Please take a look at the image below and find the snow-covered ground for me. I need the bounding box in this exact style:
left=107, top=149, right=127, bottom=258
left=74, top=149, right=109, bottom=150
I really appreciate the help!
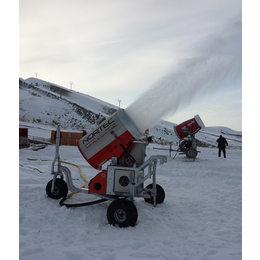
left=19, top=141, right=241, bottom=260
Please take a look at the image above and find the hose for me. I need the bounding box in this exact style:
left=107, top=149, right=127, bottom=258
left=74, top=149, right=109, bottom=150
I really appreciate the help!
left=60, top=161, right=88, bottom=185
left=171, top=149, right=179, bottom=160
left=59, top=197, right=107, bottom=207
left=26, top=157, right=89, bottom=197
left=26, top=158, right=106, bottom=207
left=26, top=158, right=88, bottom=185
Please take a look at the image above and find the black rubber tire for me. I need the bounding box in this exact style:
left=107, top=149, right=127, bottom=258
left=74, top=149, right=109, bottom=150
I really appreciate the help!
left=144, top=184, right=165, bottom=204
left=107, top=199, right=138, bottom=227
left=46, top=178, right=68, bottom=199
left=185, top=147, right=197, bottom=158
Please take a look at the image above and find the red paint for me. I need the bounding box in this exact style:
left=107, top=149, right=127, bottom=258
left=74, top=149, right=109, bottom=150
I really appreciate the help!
left=78, top=130, right=135, bottom=170
left=89, top=170, right=107, bottom=194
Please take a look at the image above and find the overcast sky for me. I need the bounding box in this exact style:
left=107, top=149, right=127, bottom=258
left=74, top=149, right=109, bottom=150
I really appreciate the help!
left=19, top=0, right=242, bottom=131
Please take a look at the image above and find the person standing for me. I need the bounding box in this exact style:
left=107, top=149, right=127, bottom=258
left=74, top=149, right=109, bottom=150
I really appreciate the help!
left=216, top=135, right=228, bottom=158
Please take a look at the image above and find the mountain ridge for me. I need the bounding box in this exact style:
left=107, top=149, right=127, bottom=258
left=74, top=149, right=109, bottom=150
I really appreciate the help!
left=19, top=77, right=242, bottom=148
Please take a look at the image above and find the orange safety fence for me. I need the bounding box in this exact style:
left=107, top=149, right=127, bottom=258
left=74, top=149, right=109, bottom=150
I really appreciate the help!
left=51, top=130, right=83, bottom=146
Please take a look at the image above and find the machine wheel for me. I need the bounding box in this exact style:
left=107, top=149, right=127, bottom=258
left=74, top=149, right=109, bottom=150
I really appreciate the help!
left=144, top=184, right=165, bottom=204
left=185, top=147, right=197, bottom=158
left=179, top=140, right=192, bottom=152
left=107, top=199, right=138, bottom=227
left=46, top=178, right=68, bottom=199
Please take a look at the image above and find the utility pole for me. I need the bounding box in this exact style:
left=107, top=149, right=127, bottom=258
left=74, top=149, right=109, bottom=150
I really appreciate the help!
left=35, top=72, right=38, bottom=78
left=69, top=82, right=73, bottom=90
left=118, top=99, right=122, bottom=110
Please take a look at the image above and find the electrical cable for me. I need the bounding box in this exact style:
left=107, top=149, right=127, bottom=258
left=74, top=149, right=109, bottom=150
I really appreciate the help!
left=171, top=149, right=179, bottom=160
left=26, top=158, right=107, bottom=207
left=26, top=158, right=88, bottom=185
left=59, top=197, right=107, bottom=207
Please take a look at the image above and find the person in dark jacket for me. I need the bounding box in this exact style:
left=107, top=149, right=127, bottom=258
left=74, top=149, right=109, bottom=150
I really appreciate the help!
left=216, top=135, right=228, bottom=158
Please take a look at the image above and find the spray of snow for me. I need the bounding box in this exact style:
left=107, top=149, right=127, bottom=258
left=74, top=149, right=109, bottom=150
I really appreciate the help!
left=125, top=18, right=241, bottom=133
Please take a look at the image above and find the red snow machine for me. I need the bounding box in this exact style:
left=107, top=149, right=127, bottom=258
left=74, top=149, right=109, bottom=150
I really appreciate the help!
left=46, top=109, right=167, bottom=227
left=174, top=115, right=205, bottom=158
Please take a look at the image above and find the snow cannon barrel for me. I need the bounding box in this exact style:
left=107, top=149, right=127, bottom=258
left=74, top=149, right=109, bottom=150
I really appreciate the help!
left=174, top=115, right=205, bottom=140
left=77, top=109, right=142, bottom=170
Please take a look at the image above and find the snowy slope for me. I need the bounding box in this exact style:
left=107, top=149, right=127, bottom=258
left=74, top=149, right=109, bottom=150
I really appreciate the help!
left=24, top=77, right=117, bottom=116
left=20, top=78, right=117, bottom=132
left=19, top=77, right=241, bottom=149
left=19, top=141, right=242, bottom=260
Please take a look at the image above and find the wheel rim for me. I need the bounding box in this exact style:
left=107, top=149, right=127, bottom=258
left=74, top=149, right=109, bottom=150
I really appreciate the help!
left=52, top=186, right=59, bottom=195
left=186, top=148, right=197, bottom=158
left=114, top=209, right=127, bottom=223
left=188, top=150, right=195, bottom=156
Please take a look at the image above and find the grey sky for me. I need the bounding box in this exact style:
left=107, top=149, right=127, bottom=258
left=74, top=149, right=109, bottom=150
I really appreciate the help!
left=19, top=0, right=242, bottom=130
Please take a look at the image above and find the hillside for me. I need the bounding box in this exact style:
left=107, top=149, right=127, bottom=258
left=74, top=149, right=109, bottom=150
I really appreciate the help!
left=19, top=77, right=117, bottom=131
left=19, top=77, right=242, bottom=148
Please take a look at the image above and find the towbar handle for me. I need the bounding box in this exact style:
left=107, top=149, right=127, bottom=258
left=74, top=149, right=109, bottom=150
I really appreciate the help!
left=51, top=124, right=61, bottom=174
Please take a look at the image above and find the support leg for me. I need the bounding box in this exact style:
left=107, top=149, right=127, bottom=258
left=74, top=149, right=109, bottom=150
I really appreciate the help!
left=152, top=164, right=157, bottom=207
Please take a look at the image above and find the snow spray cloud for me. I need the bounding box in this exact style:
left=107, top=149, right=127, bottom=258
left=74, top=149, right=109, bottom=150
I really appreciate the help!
left=125, top=17, right=242, bottom=133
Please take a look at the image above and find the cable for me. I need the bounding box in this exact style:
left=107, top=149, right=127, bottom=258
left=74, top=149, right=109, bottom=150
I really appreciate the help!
left=26, top=158, right=88, bottom=185
left=171, top=150, right=179, bottom=160
left=26, top=158, right=101, bottom=207
left=60, top=161, right=88, bottom=185
left=59, top=197, right=107, bottom=207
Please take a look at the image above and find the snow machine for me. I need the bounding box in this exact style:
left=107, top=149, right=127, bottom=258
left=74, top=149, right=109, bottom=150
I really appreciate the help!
left=174, top=115, right=205, bottom=158
left=46, top=109, right=167, bottom=227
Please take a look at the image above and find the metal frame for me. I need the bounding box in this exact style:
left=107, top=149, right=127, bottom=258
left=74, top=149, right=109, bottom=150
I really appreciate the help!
left=106, top=155, right=167, bottom=206
left=50, top=125, right=167, bottom=206
left=51, top=124, right=63, bottom=193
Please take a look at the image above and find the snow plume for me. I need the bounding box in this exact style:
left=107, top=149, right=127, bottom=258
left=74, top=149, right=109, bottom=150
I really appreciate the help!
left=125, top=17, right=241, bottom=133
